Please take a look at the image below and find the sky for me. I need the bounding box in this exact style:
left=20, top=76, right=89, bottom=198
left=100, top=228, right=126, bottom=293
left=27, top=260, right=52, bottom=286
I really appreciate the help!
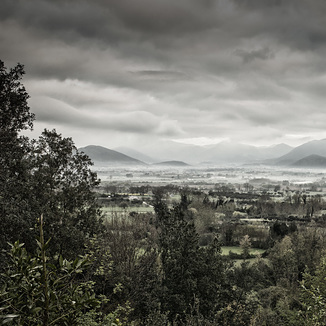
left=2, top=0, right=326, bottom=152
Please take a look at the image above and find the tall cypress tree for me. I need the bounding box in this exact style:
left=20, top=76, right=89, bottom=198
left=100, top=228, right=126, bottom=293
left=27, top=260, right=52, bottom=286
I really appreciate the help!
left=154, top=192, right=230, bottom=323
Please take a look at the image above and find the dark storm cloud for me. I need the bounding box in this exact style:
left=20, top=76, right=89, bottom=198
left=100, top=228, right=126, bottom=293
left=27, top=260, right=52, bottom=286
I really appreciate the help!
left=1, top=0, right=217, bottom=48
left=3, top=0, right=326, bottom=55
left=231, top=0, right=326, bottom=50
left=234, top=47, right=274, bottom=64
left=105, top=0, right=219, bottom=35
left=2, top=0, right=324, bottom=79
left=2, top=0, right=326, bottom=148
left=1, top=0, right=114, bottom=41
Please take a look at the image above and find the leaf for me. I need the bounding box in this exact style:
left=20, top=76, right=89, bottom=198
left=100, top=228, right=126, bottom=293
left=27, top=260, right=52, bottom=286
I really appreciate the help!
left=31, top=307, right=42, bottom=314
left=72, top=258, right=79, bottom=268
left=2, top=314, right=19, bottom=318
left=75, top=258, right=83, bottom=269
left=36, top=239, right=42, bottom=250
left=2, top=314, right=19, bottom=324
left=59, top=255, right=63, bottom=268
left=43, top=238, right=51, bottom=251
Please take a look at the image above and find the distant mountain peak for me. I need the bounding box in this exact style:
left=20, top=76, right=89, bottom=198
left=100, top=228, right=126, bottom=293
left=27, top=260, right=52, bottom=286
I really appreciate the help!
left=78, top=145, right=146, bottom=165
left=273, top=138, right=326, bottom=166
left=291, top=154, right=326, bottom=168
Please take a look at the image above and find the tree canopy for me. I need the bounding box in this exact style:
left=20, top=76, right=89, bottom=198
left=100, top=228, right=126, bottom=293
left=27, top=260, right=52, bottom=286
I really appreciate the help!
left=0, top=61, right=102, bottom=261
left=0, top=60, right=34, bottom=133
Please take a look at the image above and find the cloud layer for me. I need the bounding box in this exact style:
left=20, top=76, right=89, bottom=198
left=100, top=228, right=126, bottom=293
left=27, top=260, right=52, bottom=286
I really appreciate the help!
left=1, top=0, right=326, bottom=149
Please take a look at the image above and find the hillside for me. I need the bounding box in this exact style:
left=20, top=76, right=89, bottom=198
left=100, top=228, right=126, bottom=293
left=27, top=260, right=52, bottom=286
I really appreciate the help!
left=79, top=145, right=146, bottom=165
left=153, top=160, right=190, bottom=167
left=257, top=143, right=293, bottom=159
left=291, top=154, right=326, bottom=168
left=273, top=139, right=326, bottom=165
left=114, top=146, right=157, bottom=163
left=199, top=141, right=293, bottom=164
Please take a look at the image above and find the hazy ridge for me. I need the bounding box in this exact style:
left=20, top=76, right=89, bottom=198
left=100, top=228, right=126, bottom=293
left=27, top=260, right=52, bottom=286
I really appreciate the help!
left=79, top=139, right=326, bottom=167
left=291, top=154, right=326, bottom=168
left=79, top=145, right=146, bottom=165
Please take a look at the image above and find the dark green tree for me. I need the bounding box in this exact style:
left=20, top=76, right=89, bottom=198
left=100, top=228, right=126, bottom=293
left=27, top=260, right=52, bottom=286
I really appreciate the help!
left=0, top=60, right=36, bottom=258
left=102, top=213, right=161, bottom=323
left=0, top=60, right=34, bottom=133
left=28, top=129, right=102, bottom=258
left=0, top=61, right=102, bottom=261
left=154, top=192, right=230, bottom=323
left=1, top=128, right=102, bottom=260
left=300, top=255, right=326, bottom=325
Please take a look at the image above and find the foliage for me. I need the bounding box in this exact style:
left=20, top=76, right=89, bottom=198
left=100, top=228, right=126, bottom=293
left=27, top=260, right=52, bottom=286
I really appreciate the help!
left=0, top=218, right=100, bottom=326
left=0, top=60, right=34, bottom=133
left=1, top=129, right=102, bottom=260
left=0, top=61, right=36, bottom=263
left=300, top=255, right=326, bottom=325
left=270, top=221, right=290, bottom=242
left=251, top=286, right=301, bottom=326
left=75, top=301, right=135, bottom=326
left=0, top=61, right=102, bottom=261
left=102, top=213, right=161, bottom=322
left=240, top=234, right=252, bottom=260
left=28, top=129, right=102, bottom=258
left=268, top=235, right=298, bottom=288
left=154, top=193, right=231, bottom=323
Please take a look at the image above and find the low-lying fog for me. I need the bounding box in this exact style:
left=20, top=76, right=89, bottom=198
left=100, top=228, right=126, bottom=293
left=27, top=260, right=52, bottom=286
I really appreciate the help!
left=93, top=164, right=326, bottom=189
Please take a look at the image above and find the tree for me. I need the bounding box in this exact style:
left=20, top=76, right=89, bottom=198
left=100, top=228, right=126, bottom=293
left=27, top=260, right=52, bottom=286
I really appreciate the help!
left=29, top=129, right=103, bottom=258
left=102, top=213, right=161, bottom=322
left=269, top=221, right=289, bottom=243
left=154, top=192, right=230, bottom=323
left=240, top=234, right=252, bottom=260
left=300, top=255, right=326, bottom=325
left=0, top=60, right=34, bottom=134
left=1, top=128, right=103, bottom=260
left=268, top=235, right=298, bottom=288
left=0, top=61, right=36, bottom=260
left=0, top=61, right=102, bottom=261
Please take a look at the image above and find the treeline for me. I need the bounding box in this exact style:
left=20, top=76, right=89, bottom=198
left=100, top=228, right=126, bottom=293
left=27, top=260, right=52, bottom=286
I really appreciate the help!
left=2, top=61, right=326, bottom=325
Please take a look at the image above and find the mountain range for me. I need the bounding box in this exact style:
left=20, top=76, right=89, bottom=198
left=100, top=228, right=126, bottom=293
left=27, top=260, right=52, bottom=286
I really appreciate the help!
left=269, top=139, right=326, bottom=166
left=114, top=140, right=293, bottom=165
left=78, top=139, right=326, bottom=168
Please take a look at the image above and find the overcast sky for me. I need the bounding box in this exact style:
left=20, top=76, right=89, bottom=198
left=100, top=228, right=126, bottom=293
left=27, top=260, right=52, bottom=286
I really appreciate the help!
left=2, top=0, right=326, bottom=151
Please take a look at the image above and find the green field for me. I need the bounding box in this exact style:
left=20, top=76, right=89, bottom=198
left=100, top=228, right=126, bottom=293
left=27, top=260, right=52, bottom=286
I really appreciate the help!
left=221, top=246, right=265, bottom=256
left=101, top=205, right=154, bottom=218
